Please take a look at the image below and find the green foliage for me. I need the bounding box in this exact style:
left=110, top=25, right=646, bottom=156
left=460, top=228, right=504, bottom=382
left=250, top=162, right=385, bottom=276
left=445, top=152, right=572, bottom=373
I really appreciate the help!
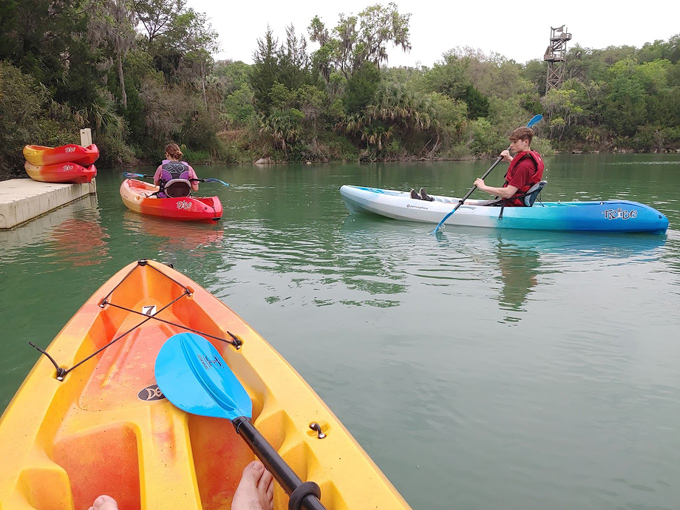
left=462, top=85, right=489, bottom=119
left=251, top=25, right=317, bottom=116
left=223, top=85, right=256, bottom=128
left=344, top=62, right=381, bottom=114
left=213, top=60, right=252, bottom=94
left=2, top=1, right=680, bottom=179
left=308, top=3, right=411, bottom=79
left=0, top=62, right=78, bottom=177
left=468, top=118, right=503, bottom=156
left=603, top=59, right=649, bottom=136
left=260, top=108, right=305, bottom=153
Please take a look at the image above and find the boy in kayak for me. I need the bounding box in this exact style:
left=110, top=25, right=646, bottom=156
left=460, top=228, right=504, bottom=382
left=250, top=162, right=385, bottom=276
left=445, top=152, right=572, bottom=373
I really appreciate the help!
left=473, top=126, right=544, bottom=206
left=88, top=460, right=274, bottom=510
left=153, top=143, right=200, bottom=198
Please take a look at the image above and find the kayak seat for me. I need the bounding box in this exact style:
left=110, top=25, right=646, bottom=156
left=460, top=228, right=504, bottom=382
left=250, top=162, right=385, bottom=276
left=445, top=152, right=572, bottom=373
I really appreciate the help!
left=524, top=180, right=547, bottom=207
left=163, top=179, right=192, bottom=198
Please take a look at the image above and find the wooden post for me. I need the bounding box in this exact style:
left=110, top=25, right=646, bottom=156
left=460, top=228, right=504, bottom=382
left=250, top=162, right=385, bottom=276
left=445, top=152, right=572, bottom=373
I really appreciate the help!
left=79, top=128, right=96, bottom=193
left=80, top=128, right=92, bottom=147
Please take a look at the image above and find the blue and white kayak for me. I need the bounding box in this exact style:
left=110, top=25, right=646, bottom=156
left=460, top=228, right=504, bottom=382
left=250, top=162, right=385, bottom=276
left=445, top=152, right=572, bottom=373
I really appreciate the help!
left=339, top=185, right=669, bottom=234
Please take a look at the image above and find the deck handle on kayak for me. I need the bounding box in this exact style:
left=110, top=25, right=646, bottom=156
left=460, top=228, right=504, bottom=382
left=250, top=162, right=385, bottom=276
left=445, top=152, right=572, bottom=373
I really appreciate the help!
left=309, top=423, right=326, bottom=439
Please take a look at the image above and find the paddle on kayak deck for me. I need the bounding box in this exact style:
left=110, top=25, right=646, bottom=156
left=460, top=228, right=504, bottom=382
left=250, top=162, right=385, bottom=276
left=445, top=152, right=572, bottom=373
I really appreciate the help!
left=155, top=332, right=326, bottom=510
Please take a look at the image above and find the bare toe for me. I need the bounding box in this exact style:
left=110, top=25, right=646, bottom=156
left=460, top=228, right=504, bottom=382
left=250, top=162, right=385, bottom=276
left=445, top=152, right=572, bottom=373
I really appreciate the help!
left=89, top=495, right=119, bottom=510
left=232, top=461, right=274, bottom=510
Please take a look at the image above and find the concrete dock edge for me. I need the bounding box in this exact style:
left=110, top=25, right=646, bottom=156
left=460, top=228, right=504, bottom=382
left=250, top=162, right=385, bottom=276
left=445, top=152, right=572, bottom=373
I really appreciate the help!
left=0, top=178, right=96, bottom=230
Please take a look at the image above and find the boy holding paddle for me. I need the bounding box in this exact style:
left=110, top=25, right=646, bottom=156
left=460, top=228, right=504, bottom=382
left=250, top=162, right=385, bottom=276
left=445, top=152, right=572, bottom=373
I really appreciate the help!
left=474, top=126, right=544, bottom=206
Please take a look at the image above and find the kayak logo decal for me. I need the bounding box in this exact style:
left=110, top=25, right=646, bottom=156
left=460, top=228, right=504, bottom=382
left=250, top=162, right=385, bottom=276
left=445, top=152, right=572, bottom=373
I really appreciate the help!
left=176, top=200, right=192, bottom=210
left=602, top=208, right=638, bottom=220
left=64, top=146, right=76, bottom=153
left=62, top=164, right=73, bottom=171
left=138, top=384, right=166, bottom=401
left=406, top=203, right=429, bottom=210
left=198, top=354, right=223, bottom=370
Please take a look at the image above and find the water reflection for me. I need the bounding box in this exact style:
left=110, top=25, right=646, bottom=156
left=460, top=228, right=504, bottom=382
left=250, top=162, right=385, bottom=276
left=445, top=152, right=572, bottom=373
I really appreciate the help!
left=51, top=218, right=109, bottom=266
left=122, top=212, right=224, bottom=253
left=0, top=195, right=107, bottom=267
left=495, top=238, right=539, bottom=320
left=340, top=215, right=668, bottom=320
left=490, top=229, right=666, bottom=323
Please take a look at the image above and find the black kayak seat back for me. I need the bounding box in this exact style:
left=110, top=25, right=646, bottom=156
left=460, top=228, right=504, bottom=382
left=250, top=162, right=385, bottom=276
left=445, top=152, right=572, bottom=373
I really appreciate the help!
left=524, top=180, right=547, bottom=207
left=164, top=179, right=192, bottom=198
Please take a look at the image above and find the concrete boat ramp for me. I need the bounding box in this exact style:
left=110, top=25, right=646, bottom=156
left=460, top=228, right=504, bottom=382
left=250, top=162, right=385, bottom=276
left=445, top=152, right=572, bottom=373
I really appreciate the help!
left=0, top=178, right=96, bottom=229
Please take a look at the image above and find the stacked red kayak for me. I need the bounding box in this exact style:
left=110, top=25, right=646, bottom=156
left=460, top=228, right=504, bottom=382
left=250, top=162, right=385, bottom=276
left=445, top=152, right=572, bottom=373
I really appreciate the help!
left=23, top=144, right=99, bottom=183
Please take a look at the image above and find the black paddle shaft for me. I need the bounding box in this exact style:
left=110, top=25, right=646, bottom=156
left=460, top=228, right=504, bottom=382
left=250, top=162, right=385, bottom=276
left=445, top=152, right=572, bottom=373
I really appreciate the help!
left=233, top=416, right=326, bottom=510
left=459, top=154, right=505, bottom=205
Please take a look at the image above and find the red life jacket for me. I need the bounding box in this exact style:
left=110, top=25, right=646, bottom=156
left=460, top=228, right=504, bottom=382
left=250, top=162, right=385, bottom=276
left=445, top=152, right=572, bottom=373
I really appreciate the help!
left=502, top=151, right=544, bottom=206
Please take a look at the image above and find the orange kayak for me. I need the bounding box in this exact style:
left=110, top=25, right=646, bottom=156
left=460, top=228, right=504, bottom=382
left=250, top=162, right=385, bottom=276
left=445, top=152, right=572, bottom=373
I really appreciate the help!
left=120, top=179, right=223, bottom=222
left=0, top=260, right=411, bottom=510
left=23, top=144, right=100, bottom=166
left=24, top=161, right=97, bottom=183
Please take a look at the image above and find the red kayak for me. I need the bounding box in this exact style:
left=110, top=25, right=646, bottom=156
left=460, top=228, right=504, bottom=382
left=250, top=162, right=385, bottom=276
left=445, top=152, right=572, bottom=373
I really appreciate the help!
left=23, top=144, right=100, bottom=166
left=24, top=161, right=97, bottom=184
left=120, top=179, right=222, bottom=222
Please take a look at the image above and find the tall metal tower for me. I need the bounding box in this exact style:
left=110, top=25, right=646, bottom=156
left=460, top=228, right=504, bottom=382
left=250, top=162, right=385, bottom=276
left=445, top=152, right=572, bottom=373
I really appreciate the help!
left=544, top=25, right=572, bottom=92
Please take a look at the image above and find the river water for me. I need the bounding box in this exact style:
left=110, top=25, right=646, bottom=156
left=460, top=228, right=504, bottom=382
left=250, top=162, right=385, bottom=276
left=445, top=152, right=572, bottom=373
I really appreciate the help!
left=1, top=154, right=679, bottom=510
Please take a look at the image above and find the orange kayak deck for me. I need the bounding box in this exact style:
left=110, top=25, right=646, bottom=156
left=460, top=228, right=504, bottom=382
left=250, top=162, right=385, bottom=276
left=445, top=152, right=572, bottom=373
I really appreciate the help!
left=25, top=162, right=97, bottom=184
left=0, top=260, right=411, bottom=510
left=23, top=144, right=100, bottom=166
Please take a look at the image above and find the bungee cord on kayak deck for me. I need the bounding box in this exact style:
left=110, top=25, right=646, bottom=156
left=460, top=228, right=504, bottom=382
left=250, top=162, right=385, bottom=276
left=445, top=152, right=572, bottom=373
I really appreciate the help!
left=29, top=259, right=242, bottom=381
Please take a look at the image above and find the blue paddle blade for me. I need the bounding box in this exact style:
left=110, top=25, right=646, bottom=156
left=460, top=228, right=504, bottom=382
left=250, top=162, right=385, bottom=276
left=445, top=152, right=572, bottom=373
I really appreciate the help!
left=527, top=114, right=543, bottom=127
left=204, top=178, right=229, bottom=186
left=123, top=172, right=146, bottom=179
left=155, top=332, right=252, bottom=420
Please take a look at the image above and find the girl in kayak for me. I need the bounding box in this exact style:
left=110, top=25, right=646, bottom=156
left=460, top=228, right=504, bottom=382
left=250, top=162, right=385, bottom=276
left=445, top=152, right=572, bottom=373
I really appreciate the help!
left=153, top=143, right=199, bottom=198
left=88, top=460, right=274, bottom=510
left=474, top=126, right=544, bottom=206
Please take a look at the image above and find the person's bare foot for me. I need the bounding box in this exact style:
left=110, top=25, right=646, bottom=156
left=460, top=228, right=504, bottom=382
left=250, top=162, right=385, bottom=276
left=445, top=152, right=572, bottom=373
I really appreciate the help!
left=232, top=460, right=274, bottom=510
left=88, top=495, right=118, bottom=510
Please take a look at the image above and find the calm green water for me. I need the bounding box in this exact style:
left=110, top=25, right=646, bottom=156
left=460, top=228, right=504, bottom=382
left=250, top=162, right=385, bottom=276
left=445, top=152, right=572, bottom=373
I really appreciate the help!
left=1, top=154, right=680, bottom=509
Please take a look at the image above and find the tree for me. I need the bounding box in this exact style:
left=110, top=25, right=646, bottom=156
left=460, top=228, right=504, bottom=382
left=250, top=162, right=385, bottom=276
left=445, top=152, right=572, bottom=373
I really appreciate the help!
left=250, top=25, right=317, bottom=116
left=344, top=62, right=381, bottom=114
left=87, top=0, right=138, bottom=108
left=603, top=59, right=651, bottom=136
left=0, top=0, right=102, bottom=107
left=250, top=27, right=280, bottom=115
left=155, top=8, right=218, bottom=96
left=308, top=3, right=411, bottom=79
left=132, top=0, right=186, bottom=43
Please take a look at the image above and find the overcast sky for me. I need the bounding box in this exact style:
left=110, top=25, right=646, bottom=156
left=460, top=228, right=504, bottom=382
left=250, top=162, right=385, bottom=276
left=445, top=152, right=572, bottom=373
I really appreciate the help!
left=187, top=0, right=679, bottom=67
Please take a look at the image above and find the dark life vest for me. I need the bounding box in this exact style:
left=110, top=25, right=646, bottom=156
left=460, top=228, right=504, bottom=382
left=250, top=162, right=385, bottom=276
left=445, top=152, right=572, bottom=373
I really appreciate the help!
left=502, top=151, right=544, bottom=206
left=158, top=160, right=191, bottom=198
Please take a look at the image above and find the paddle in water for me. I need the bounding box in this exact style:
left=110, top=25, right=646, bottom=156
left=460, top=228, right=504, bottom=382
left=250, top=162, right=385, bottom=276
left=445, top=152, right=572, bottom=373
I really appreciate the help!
left=123, top=171, right=229, bottom=187
left=155, top=332, right=326, bottom=510
left=431, top=114, right=543, bottom=235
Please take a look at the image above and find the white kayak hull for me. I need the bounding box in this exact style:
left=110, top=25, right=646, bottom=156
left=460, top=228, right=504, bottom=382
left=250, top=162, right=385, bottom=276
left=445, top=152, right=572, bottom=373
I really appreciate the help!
left=339, top=185, right=669, bottom=233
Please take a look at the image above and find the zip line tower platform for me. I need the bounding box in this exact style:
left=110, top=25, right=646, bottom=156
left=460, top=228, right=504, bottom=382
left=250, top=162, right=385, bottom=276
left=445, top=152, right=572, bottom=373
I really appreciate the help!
left=544, top=25, right=572, bottom=92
